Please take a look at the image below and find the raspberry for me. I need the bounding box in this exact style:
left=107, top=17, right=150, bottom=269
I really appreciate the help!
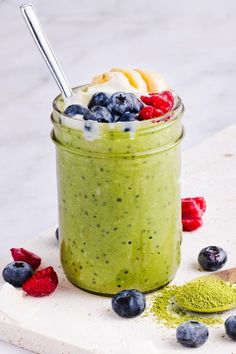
left=11, top=248, right=41, bottom=270
left=140, top=95, right=152, bottom=105
left=182, top=197, right=207, bottom=213
left=139, top=106, right=163, bottom=120
left=151, top=94, right=171, bottom=113
left=182, top=217, right=203, bottom=231
left=22, top=266, right=58, bottom=297
left=161, top=90, right=174, bottom=107
left=193, top=197, right=207, bottom=213
left=139, top=106, right=156, bottom=120
left=181, top=199, right=203, bottom=219
left=181, top=197, right=206, bottom=232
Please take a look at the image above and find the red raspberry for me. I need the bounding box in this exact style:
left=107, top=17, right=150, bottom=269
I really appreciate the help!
left=139, top=106, right=156, bottom=120
left=22, top=266, right=58, bottom=297
left=182, top=197, right=206, bottom=213
left=151, top=94, right=171, bottom=113
left=140, top=95, right=152, bottom=105
left=11, top=248, right=41, bottom=270
left=139, top=106, right=164, bottom=120
left=181, top=199, right=203, bottom=219
left=182, top=217, right=203, bottom=231
left=161, top=90, right=174, bottom=107
left=193, top=197, right=207, bottom=213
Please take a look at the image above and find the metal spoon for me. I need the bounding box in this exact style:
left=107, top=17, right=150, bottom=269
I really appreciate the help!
left=176, top=267, right=236, bottom=313
left=20, top=3, right=72, bottom=99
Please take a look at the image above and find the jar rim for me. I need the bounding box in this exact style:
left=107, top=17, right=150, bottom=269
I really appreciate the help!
left=52, top=85, right=184, bottom=129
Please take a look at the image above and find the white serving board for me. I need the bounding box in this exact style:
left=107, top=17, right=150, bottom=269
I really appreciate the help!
left=0, top=123, right=236, bottom=354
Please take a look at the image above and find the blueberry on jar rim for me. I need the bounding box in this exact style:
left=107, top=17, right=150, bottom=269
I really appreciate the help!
left=64, top=104, right=88, bottom=117
left=88, top=92, right=110, bottom=109
left=108, top=92, right=134, bottom=115
left=84, top=105, right=114, bottom=123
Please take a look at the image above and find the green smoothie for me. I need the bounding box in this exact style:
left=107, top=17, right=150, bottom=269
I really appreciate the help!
left=52, top=91, right=184, bottom=295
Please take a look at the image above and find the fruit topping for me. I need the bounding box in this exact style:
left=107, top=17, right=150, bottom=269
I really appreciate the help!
left=64, top=104, right=88, bottom=117
left=11, top=248, right=41, bottom=270
left=140, top=90, right=174, bottom=120
left=84, top=106, right=114, bottom=123
left=88, top=92, right=110, bottom=109
left=112, top=289, right=146, bottom=318
left=198, top=246, right=227, bottom=271
left=119, top=112, right=138, bottom=122
left=2, top=261, right=34, bottom=288
left=108, top=92, right=134, bottom=115
left=176, top=321, right=209, bottom=348
left=139, top=106, right=163, bottom=120
left=22, top=266, right=58, bottom=297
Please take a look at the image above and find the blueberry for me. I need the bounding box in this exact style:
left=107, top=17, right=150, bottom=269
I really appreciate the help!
left=128, top=93, right=144, bottom=113
left=84, top=106, right=114, bottom=123
left=55, top=227, right=59, bottom=241
left=2, top=261, right=34, bottom=287
left=112, top=289, right=146, bottom=318
left=119, top=112, right=138, bottom=122
left=225, top=316, right=236, bottom=340
left=88, top=92, right=110, bottom=109
left=108, top=92, right=134, bottom=115
left=198, top=246, right=227, bottom=271
left=64, top=104, right=88, bottom=117
left=176, top=321, right=209, bottom=348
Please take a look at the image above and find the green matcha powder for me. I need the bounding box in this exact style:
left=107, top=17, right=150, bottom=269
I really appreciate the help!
left=150, top=278, right=236, bottom=328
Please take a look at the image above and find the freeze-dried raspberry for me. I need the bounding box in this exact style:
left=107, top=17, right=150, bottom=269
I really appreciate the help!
left=182, top=217, right=203, bottom=231
left=22, top=266, right=58, bottom=297
left=11, top=248, right=41, bottom=270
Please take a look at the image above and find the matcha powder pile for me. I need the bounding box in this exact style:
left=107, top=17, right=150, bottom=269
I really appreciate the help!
left=150, top=278, right=236, bottom=328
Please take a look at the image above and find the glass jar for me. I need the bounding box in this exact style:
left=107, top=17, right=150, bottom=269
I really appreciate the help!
left=51, top=88, right=184, bottom=295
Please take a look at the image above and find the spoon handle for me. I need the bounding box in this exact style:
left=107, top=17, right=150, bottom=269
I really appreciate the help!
left=20, top=4, right=72, bottom=98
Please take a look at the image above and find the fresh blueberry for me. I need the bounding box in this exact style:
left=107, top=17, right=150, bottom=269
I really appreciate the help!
left=198, top=246, right=227, bottom=271
left=84, top=106, right=114, bottom=123
left=176, top=321, right=209, bottom=348
left=108, top=92, right=134, bottom=115
left=2, top=261, right=34, bottom=287
left=225, top=316, right=236, bottom=340
left=88, top=92, right=110, bottom=109
left=129, top=93, right=144, bottom=113
left=55, top=227, right=59, bottom=241
left=64, top=104, right=89, bottom=117
left=119, top=112, right=138, bottom=122
left=112, top=289, right=146, bottom=318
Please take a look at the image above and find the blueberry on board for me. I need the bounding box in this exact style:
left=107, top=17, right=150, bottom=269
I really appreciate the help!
left=88, top=92, right=110, bottom=109
left=198, top=246, right=227, bottom=271
left=119, top=112, right=138, bottom=122
left=225, top=316, right=236, bottom=340
left=55, top=227, right=59, bottom=241
left=128, top=93, right=144, bottom=113
left=84, top=105, right=114, bottom=123
left=112, top=289, right=146, bottom=318
left=176, top=321, right=209, bottom=348
left=108, top=92, right=134, bottom=115
left=64, top=104, right=89, bottom=117
left=2, top=261, right=34, bottom=287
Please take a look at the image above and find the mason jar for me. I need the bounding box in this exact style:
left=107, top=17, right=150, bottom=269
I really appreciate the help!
left=51, top=87, right=184, bottom=295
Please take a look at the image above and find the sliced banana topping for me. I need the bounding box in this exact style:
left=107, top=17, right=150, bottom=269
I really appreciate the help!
left=110, top=68, right=148, bottom=92
left=135, top=69, right=169, bottom=93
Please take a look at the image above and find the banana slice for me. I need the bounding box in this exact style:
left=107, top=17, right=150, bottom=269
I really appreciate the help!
left=134, top=69, right=169, bottom=93
left=110, top=68, right=148, bottom=92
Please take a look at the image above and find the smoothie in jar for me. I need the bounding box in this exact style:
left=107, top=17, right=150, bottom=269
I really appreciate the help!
left=52, top=68, right=184, bottom=295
